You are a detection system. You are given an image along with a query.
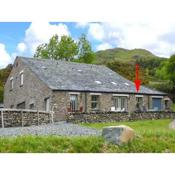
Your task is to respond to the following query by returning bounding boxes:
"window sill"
[111,110,128,113]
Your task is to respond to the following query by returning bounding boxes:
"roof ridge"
[17,56,105,68]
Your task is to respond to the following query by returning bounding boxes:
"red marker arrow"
[134,64,141,92]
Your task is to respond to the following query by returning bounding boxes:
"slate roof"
[19,57,166,95]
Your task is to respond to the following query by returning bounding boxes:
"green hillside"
[95,48,166,64]
[95,48,167,86]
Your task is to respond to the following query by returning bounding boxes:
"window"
[136,97,143,110]
[113,96,127,111]
[17,102,25,109]
[10,105,14,109]
[20,71,24,86]
[29,103,35,110]
[10,77,14,90]
[91,95,100,110]
[70,95,78,112]
[152,97,162,111]
[44,98,50,112]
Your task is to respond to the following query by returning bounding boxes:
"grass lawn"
[0,119,175,153]
[81,119,175,153]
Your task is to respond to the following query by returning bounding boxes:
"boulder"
[169,120,175,130]
[102,125,135,145]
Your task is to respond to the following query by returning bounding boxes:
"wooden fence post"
[1,110,4,128]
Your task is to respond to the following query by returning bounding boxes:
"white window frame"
[44,97,50,112]
[151,96,163,111]
[112,94,129,97]
[20,70,24,86]
[91,95,100,111]
[70,94,78,112]
[151,96,163,98]
[10,77,14,90]
[136,96,144,110]
[90,93,102,96]
[112,96,128,112]
[69,92,80,95]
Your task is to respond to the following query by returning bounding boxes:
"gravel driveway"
[0,122,101,137]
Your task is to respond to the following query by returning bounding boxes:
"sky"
[1,21,175,68]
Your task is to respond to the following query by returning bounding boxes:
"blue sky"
[0,21,175,68]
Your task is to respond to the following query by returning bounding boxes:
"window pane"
[70,95,78,112]
[91,95,99,110]
[113,96,127,111]
[44,98,50,112]
[20,73,24,85]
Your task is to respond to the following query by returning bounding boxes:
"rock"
[102,125,135,145]
[169,120,175,129]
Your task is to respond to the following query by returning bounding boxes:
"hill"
[95,48,166,64]
[95,48,167,86]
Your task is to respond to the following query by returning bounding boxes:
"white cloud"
[76,22,89,28]
[15,22,70,56]
[88,23,105,41]
[96,43,112,51]
[87,22,175,57]
[17,42,26,53]
[0,43,12,68]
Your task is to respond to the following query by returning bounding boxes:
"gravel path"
[0,122,101,137]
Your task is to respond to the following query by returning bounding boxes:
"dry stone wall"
[67,111,175,123]
[0,109,51,128]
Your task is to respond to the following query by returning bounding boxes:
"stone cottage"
[4,57,171,121]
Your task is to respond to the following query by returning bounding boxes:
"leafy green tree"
[166,55,175,85]
[156,60,169,80]
[77,34,95,64]
[155,55,175,100]
[34,35,78,61]
[34,35,60,59]
[58,35,78,61]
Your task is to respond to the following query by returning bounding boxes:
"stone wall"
[66,111,175,123]
[4,58,52,110]
[0,109,51,128]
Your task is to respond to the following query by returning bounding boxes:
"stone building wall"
[0,109,51,128]
[4,58,52,110]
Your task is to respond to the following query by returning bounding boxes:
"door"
[70,95,78,112]
[152,98,162,111]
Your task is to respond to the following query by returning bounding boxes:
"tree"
[166,55,175,86]
[34,35,60,59]
[34,35,78,61]
[58,35,78,61]
[156,60,169,80]
[77,34,95,64]
[155,54,175,100]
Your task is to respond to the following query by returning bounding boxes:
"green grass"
[81,119,175,153]
[0,119,175,153]
[0,136,106,153]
